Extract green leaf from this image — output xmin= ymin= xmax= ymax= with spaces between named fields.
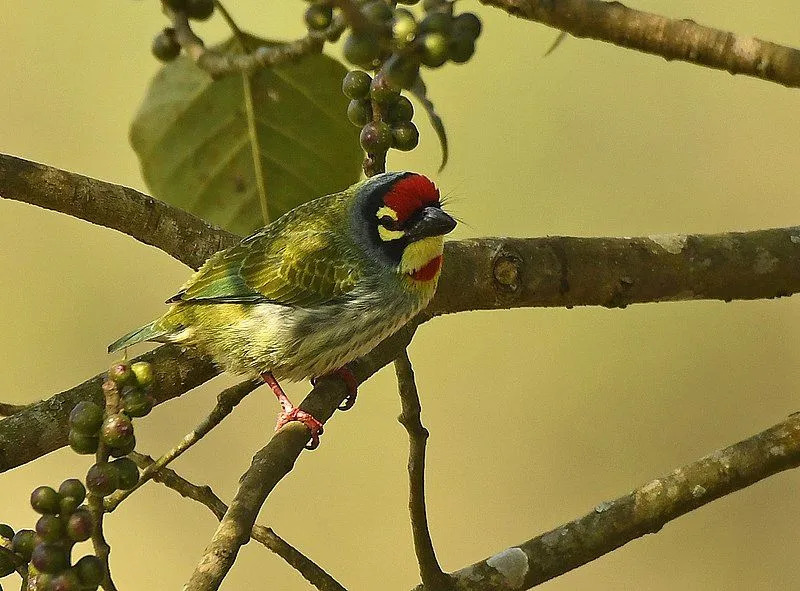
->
xmin=409 ymin=75 xmax=448 ymax=172
xmin=130 ymin=37 xmax=362 ymax=235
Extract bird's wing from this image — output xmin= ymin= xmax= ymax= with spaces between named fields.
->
xmin=168 ymin=228 xmax=361 ymax=308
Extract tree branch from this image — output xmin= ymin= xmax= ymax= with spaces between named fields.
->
xmin=395 ymin=350 xmax=451 ymax=590
xmin=413 ymin=412 xmax=800 ymax=591
xmin=183 ymin=324 xmax=418 ymax=591
xmin=129 ymin=453 xmax=347 ymax=591
xmin=479 ymin=0 xmax=800 ymax=89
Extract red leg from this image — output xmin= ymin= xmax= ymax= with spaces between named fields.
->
xmin=311 ymin=367 xmax=359 ymax=411
xmin=262 ymin=372 xmax=324 ymax=450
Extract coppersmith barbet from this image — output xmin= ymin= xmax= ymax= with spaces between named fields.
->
xmin=108 ymin=172 xmax=456 ymax=448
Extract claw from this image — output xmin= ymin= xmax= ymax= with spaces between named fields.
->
xmin=262 ymin=371 xmax=324 ymax=450
xmin=311 ymin=367 xmax=359 ymax=411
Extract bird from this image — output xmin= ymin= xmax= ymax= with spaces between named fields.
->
xmin=108 ymin=171 xmax=456 ymax=448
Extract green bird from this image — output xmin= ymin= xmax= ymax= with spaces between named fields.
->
xmin=108 ymin=172 xmax=456 ymax=448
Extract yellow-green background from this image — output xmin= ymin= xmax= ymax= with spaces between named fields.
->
xmin=2 ymin=1 xmax=799 ymax=589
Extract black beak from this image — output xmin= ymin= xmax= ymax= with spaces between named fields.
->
xmin=405 ymin=207 xmax=457 ymax=242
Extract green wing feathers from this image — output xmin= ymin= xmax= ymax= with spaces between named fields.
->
xmin=107 ymin=320 xmax=170 ymax=353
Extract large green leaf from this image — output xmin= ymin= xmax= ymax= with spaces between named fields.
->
xmin=130 ymin=37 xmax=362 ymax=235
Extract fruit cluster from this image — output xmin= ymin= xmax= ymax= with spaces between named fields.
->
xmin=152 ymin=0 xmax=215 ymax=62
xmin=0 ymin=480 xmax=105 ymax=590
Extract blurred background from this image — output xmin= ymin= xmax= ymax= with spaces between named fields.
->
xmin=2 ymin=1 xmax=799 ymax=589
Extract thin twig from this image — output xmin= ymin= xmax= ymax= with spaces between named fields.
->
xmin=105 ymin=379 xmax=260 ymax=511
xmin=395 ymin=350 xmax=451 ymax=590
xmin=413 ymin=412 xmax=800 ymax=591
xmin=129 ymin=452 xmax=347 ymax=591
xmin=479 ymin=0 xmax=800 ymax=89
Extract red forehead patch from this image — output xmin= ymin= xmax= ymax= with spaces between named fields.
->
xmin=384 ymin=174 xmax=440 ymax=222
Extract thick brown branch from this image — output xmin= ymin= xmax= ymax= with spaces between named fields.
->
xmin=183 ymin=324 xmax=418 ymax=591
xmin=413 ymin=413 xmax=800 ymax=591
xmin=395 ymin=351 xmax=451 ymax=590
xmin=478 ymin=0 xmax=800 ymax=89
xmin=129 ymin=453 xmax=347 ymax=591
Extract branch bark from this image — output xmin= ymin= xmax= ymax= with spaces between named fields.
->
xmin=413 ymin=412 xmax=800 ymax=591
xmin=479 ymin=0 xmax=800 ymax=89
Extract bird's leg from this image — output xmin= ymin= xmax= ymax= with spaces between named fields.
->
xmin=261 ymin=372 xmax=324 ymax=450
xmin=311 ymin=367 xmax=359 ymax=411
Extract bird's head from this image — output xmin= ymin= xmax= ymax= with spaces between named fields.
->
xmin=352 ymin=172 xmax=456 ymax=282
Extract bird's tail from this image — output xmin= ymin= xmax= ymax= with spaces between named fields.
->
xmin=107 ymin=320 xmax=170 ymax=353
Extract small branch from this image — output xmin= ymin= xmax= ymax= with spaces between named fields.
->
xmin=479 ymin=0 xmax=800 ymax=89
xmin=395 ymin=351 xmax=451 ymax=590
xmin=105 ymin=379 xmax=260 ymax=511
xmin=0 ymin=402 xmax=31 ymax=417
xmin=128 ymin=452 xmax=347 ymax=591
xmin=183 ymin=324 xmax=419 ymax=591
xmin=413 ymin=412 xmax=800 ymax=591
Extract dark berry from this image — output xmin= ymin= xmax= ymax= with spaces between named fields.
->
xmin=453 ymin=12 xmax=482 ymax=39
xmin=58 ymin=480 xmax=86 ymax=507
xmin=108 ymin=434 xmax=136 ymax=458
xmin=121 ymin=387 xmax=154 ymax=418
xmin=342 ymin=70 xmax=372 ymax=100
xmin=31 ymin=543 xmax=69 ymax=574
xmin=152 ymin=30 xmax=181 ymax=63
xmin=391 ymin=121 xmax=420 ymax=151
xmin=59 ymin=497 xmax=80 ymax=517
xmin=100 ymin=414 xmax=134 ymax=448
xmin=0 ymin=524 xmax=13 ymax=541
xmin=50 ymin=568 xmax=81 ymax=591
xmin=11 ymin=530 xmax=35 ymax=561
xmin=35 ymin=515 xmax=65 ymax=544
xmin=361 ymin=0 xmax=394 ymax=24
xmin=448 ymin=35 xmax=475 ymax=63
xmin=30 ymin=487 xmax=61 ymax=515
xmin=397 ymin=0 xmax=420 ymax=5
xmin=69 ymin=401 xmax=103 ymax=436
xmin=343 ymin=32 xmax=380 ymax=68
xmin=419 ymin=11 xmax=452 ymax=35
xmin=164 ymin=0 xmax=187 ymax=9
xmin=185 ymin=0 xmax=214 ymax=20
xmin=420 ymin=32 xmax=449 ymax=67
xmin=66 ymin=508 xmax=93 ymax=543
xmin=382 ymin=53 xmax=420 ymax=89
xmin=75 ymin=555 xmax=104 ymax=587
xmin=422 ymin=0 xmax=447 ymax=12
xmin=111 ymin=458 xmax=140 ymax=490
xmin=360 ymin=121 xmax=393 ymax=153
xmin=130 ymin=362 xmax=154 ymax=388
xmin=347 ymin=100 xmax=372 ymax=127
xmin=107 ymin=362 xmax=132 ymax=385
xmin=370 ymin=71 xmax=401 ymax=104
xmin=304 ymin=3 xmax=333 ymax=31
xmin=86 ymin=463 xmax=118 ymax=498
xmin=387 ymin=95 xmax=414 ymax=123
xmin=68 ymin=430 xmax=99 ymax=455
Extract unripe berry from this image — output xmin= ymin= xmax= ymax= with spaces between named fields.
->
xmin=343 ymin=32 xmax=380 ymax=69
xmin=130 ymin=362 xmax=154 ymax=388
xmin=35 ymin=515 xmax=65 ymax=544
xmin=361 ymin=0 xmax=393 ymax=24
xmin=448 ymin=35 xmax=475 ymax=63
xmin=31 ymin=543 xmax=69 ymax=574
xmin=419 ymin=11 xmax=452 ymax=35
xmin=420 ymin=32 xmax=449 ymax=67
xmin=391 ymin=121 xmax=420 ymax=151
xmin=11 ymin=530 xmax=35 ymax=561
xmin=100 ymin=414 xmax=134 ymax=448
xmin=382 ymin=54 xmax=420 ymax=89
xmin=392 ymin=8 xmax=418 ymax=46
xmin=387 ymin=95 xmax=414 ymax=123
xmin=108 ymin=362 xmax=132 ymax=385
xmin=0 ymin=524 xmax=13 ymax=541
xmin=185 ymin=0 xmax=214 ymax=20
xmin=86 ymin=463 xmax=119 ymax=498
xmin=121 ymin=387 xmax=154 ymax=418
xmin=75 ymin=555 xmax=104 ymax=587
xmin=342 ymin=70 xmax=372 ymax=100
xmin=58 ymin=480 xmax=86 ymax=507
xmin=304 ymin=3 xmax=333 ymax=31
xmin=30 ymin=487 xmax=61 ymax=515
xmin=453 ymin=12 xmax=482 ymax=39
xmin=108 ymin=434 xmax=136 ymax=458
xmin=347 ymin=99 xmax=372 ymax=127
xmin=360 ymin=121 xmax=393 ymax=153
xmin=152 ymin=29 xmax=181 ymax=62
xmin=111 ymin=458 xmax=140 ymax=490
xmin=66 ymin=508 xmax=93 ymax=543
xmin=69 ymin=402 xmax=103 ymax=436
xmin=68 ymin=430 xmax=99 ymax=455
xmin=370 ymin=71 xmax=401 ymax=104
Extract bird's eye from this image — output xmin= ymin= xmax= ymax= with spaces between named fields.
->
xmin=379 ymin=216 xmax=398 ymax=230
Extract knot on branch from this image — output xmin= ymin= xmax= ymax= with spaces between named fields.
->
xmin=493 ymin=253 xmax=521 ymax=292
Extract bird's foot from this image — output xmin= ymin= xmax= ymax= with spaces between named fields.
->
xmin=262 ymin=371 xmax=324 ymax=450
xmin=312 ymin=367 xmax=359 ymax=411
xmin=275 ymin=407 xmax=324 ymax=450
